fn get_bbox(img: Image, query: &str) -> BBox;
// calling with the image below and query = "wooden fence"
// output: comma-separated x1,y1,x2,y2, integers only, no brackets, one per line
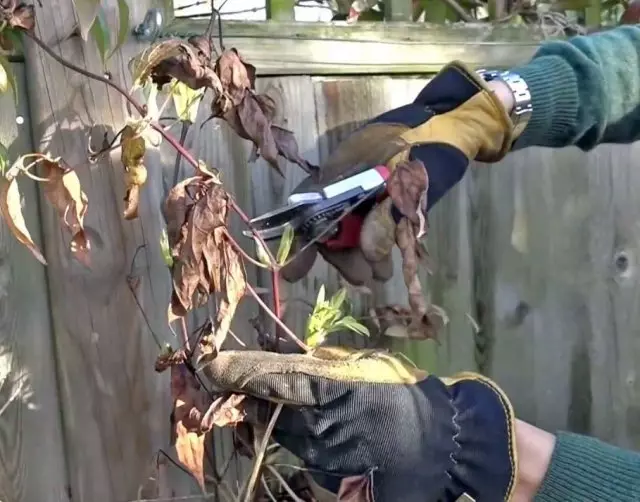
1,1,638,501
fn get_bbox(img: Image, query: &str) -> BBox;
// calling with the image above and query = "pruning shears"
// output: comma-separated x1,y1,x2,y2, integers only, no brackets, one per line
243,165,391,250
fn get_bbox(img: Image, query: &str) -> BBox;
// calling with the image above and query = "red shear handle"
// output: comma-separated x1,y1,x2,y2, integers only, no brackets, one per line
322,165,390,251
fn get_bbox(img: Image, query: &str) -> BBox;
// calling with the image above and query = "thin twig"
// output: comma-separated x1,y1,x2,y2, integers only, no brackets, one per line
261,477,278,502
180,318,191,352
246,284,309,352
242,403,283,502
230,200,277,266
25,31,146,117
172,122,191,187
224,229,270,269
266,465,305,502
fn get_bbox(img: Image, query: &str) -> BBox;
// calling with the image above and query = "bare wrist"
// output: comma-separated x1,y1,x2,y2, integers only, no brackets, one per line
512,419,556,501
487,79,516,115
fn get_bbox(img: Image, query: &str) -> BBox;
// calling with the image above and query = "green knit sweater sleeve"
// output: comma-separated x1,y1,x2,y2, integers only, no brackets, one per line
534,432,640,501
511,25,640,150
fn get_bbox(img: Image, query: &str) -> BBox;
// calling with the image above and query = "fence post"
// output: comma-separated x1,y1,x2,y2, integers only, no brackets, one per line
266,0,296,20
385,0,414,20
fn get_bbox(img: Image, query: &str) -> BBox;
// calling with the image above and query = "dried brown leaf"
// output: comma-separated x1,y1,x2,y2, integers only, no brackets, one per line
132,38,223,96
394,218,447,342
214,48,256,105
271,125,319,176
201,394,246,431
41,159,90,267
0,175,46,264
171,363,208,490
371,304,448,341
387,159,429,238
0,2,35,32
337,474,374,502
155,347,188,372
165,176,247,337
121,125,148,220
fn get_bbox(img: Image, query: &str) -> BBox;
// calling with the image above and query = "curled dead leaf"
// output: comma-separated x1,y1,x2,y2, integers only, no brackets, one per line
171,363,208,490
41,158,91,266
337,473,374,502
164,175,247,353
387,159,429,238
206,49,316,177
155,347,188,372
121,125,148,220
370,304,448,341
214,48,256,107
0,173,47,264
393,218,448,342
131,37,223,95
0,2,35,32
201,394,246,431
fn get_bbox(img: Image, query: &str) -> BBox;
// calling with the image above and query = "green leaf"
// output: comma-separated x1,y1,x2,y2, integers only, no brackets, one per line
0,29,24,53
316,285,326,307
108,0,130,58
329,287,347,310
171,80,203,124
305,330,326,349
337,316,370,337
0,54,17,106
0,143,9,177
253,237,272,267
276,223,295,265
89,8,111,65
73,0,102,41
160,229,173,268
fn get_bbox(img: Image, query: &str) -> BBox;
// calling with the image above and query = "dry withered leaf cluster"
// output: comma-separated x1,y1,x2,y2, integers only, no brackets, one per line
120,124,148,220
157,348,246,490
133,36,317,177
0,1,35,33
337,473,375,502
0,154,90,266
385,159,449,341
370,303,448,342
164,168,247,354
387,159,429,239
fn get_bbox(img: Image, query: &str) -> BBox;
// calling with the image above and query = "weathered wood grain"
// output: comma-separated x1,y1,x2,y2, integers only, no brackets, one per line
470,142,640,450
0,63,69,502
22,0,200,500
162,20,557,75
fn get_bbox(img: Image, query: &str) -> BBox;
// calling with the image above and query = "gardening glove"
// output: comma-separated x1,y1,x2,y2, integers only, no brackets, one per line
282,61,514,286
199,347,518,502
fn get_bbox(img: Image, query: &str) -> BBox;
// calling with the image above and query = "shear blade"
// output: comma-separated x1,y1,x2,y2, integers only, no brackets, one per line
243,193,322,240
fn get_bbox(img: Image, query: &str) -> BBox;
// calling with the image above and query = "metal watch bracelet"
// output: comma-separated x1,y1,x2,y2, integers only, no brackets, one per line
477,69,533,138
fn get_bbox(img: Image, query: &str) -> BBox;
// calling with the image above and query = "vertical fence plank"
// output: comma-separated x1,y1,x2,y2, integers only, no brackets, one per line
247,76,324,343
0,63,69,502
22,0,194,500
266,0,296,21
385,0,414,20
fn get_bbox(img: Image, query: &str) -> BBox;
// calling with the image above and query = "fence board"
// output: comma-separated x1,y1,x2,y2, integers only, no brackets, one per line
0,63,69,502
162,20,554,75
470,142,640,450
22,0,199,500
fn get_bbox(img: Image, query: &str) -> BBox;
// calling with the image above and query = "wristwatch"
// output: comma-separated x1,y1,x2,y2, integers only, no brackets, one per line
476,69,533,138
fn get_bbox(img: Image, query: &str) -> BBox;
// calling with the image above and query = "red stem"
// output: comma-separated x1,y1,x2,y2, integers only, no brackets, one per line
246,283,308,352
